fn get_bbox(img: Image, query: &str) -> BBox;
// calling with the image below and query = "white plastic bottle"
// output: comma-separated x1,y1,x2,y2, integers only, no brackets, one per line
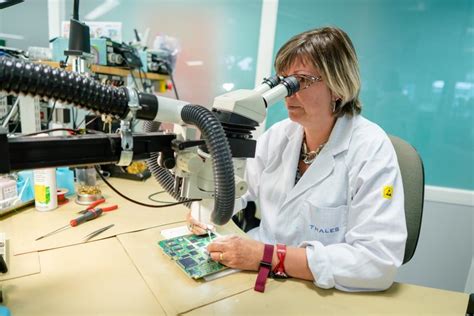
33,168,57,211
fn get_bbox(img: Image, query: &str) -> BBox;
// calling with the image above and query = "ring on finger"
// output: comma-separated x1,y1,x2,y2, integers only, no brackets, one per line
188,223,194,231
219,252,224,261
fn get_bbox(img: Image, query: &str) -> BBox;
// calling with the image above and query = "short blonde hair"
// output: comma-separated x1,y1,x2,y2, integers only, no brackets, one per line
275,26,362,116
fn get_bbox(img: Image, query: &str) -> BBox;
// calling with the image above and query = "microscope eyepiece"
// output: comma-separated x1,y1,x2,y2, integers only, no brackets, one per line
261,75,281,89
280,76,300,96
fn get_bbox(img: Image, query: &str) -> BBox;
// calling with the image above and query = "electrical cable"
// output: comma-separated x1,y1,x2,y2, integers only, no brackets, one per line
10,119,20,134
137,68,147,91
23,128,80,137
128,69,140,90
84,115,99,128
147,191,176,204
47,100,57,125
73,0,79,20
158,61,179,100
141,68,149,82
94,166,201,208
72,107,77,129
1,97,20,128
169,71,180,100
76,111,94,127
22,127,110,137
122,58,141,91
0,98,17,123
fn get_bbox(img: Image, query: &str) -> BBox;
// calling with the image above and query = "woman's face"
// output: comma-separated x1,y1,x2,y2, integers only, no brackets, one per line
281,59,335,126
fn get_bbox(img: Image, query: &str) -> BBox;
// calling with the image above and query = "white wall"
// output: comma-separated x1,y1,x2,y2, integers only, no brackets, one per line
396,196,473,293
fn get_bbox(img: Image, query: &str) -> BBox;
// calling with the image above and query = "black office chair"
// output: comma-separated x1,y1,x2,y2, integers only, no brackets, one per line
388,135,424,264
467,293,474,315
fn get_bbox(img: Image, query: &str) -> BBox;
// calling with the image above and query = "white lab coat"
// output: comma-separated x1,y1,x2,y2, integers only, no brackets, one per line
238,114,407,292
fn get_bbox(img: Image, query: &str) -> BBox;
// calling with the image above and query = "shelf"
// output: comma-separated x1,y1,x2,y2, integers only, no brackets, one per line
38,61,169,81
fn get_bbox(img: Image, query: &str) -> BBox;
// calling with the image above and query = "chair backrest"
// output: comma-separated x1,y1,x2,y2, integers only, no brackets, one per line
389,135,425,264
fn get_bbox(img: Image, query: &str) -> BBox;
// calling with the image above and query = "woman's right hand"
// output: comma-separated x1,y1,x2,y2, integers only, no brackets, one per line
186,211,213,235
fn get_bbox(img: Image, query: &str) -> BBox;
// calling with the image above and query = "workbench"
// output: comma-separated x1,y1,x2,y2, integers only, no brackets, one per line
0,178,469,315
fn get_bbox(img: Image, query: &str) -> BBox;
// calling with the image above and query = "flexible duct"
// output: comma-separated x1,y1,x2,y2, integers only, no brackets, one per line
0,57,129,118
143,105,235,225
181,105,235,225
143,120,193,207
0,56,235,225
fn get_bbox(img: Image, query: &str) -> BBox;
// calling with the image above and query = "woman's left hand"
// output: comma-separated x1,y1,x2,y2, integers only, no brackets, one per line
207,235,265,271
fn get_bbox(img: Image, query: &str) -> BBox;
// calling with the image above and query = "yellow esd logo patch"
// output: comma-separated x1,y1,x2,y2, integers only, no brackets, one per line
383,186,394,199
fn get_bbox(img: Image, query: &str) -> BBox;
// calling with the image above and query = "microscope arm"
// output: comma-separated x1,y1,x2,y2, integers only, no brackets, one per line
0,56,300,225
0,56,235,224
0,132,175,173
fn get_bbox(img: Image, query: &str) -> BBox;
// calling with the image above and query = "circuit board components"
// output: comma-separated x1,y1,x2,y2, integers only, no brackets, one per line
158,233,226,279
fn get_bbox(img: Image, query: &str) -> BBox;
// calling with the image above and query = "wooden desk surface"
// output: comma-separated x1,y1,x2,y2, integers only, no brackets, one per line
0,179,469,315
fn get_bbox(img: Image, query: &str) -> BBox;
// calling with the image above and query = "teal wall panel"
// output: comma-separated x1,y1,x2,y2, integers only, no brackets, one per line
268,0,474,190
0,0,49,50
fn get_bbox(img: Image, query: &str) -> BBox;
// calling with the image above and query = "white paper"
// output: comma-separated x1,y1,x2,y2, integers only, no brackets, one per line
160,225,190,239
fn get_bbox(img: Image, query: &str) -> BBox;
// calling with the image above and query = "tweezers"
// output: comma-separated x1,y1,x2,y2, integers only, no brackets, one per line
84,224,115,242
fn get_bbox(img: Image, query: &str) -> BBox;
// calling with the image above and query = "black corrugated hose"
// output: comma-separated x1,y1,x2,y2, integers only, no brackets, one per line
143,120,193,208
0,56,236,225
144,105,235,225
0,57,129,118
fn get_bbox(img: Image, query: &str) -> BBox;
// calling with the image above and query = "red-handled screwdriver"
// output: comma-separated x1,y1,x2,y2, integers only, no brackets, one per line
35,206,117,241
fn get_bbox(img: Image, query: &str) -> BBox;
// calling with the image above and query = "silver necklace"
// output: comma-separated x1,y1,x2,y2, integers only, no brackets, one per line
300,137,326,165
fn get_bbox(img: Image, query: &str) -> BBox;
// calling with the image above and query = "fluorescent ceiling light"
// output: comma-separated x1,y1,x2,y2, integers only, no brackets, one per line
85,0,120,20
432,81,445,89
222,83,234,91
186,60,204,66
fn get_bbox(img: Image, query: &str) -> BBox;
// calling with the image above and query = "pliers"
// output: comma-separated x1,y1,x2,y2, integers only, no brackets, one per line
77,198,118,214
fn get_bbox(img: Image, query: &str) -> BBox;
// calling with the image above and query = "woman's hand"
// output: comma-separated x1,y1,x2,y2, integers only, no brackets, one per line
207,235,265,271
186,211,212,235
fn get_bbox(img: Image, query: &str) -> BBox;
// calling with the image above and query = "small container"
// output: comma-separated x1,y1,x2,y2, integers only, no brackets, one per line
0,175,18,209
33,168,58,211
75,167,102,205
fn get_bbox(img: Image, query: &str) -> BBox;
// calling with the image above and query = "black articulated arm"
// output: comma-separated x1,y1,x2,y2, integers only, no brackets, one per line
0,132,175,174
0,56,236,225
0,56,157,120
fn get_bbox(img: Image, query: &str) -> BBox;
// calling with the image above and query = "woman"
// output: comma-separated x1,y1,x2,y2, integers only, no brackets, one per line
188,26,407,292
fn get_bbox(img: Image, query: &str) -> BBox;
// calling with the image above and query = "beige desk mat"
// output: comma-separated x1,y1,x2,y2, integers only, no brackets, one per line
1,237,165,316
0,214,40,280
185,279,469,315
117,221,260,315
10,178,188,255
0,241,39,281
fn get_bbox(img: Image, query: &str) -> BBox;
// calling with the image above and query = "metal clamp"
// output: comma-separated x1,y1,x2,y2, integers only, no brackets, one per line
117,119,133,166
125,87,142,121
116,87,142,166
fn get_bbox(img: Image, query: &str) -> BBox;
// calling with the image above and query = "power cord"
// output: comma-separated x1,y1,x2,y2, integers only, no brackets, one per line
148,191,176,204
47,100,57,125
0,98,17,124
23,128,80,137
161,62,180,100
94,165,201,208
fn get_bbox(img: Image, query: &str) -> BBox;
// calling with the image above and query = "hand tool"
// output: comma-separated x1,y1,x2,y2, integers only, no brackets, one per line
77,198,117,214
205,224,215,243
35,202,118,241
83,224,115,242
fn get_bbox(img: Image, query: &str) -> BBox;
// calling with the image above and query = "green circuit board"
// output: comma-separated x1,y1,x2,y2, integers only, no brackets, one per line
158,233,227,279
